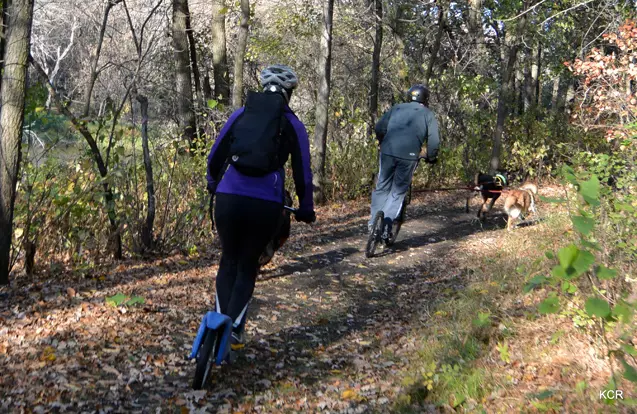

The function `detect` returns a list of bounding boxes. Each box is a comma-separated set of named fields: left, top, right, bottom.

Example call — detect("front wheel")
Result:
left=365, top=211, right=384, bottom=258
left=192, top=329, right=218, bottom=390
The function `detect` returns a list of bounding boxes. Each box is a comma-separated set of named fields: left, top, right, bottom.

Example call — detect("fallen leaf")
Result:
left=341, top=389, right=359, bottom=400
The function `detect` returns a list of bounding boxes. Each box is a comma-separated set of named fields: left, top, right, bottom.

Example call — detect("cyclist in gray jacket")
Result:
left=369, top=84, right=440, bottom=239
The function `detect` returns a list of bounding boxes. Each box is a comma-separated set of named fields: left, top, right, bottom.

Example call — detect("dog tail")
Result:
left=520, top=182, right=538, bottom=194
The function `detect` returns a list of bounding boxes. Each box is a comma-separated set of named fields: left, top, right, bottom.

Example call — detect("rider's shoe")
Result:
left=230, top=331, right=246, bottom=351
left=381, top=217, right=393, bottom=241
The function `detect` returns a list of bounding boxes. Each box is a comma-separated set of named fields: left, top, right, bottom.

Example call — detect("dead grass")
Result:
left=395, top=185, right=635, bottom=413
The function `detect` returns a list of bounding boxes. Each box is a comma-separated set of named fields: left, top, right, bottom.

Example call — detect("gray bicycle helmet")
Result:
left=260, top=64, right=298, bottom=91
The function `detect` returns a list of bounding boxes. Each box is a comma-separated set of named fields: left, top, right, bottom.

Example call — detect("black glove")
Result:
left=295, top=209, right=316, bottom=224
left=424, top=157, right=437, bottom=165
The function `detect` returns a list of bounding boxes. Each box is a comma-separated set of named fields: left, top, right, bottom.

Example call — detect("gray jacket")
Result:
left=375, top=102, right=440, bottom=161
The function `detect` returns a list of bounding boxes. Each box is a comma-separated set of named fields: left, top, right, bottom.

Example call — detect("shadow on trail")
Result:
left=259, top=247, right=359, bottom=281
left=199, top=260, right=470, bottom=411
left=371, top=212, right=506, bottom=259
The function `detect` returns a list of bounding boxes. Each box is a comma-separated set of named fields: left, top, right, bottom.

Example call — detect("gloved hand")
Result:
left=295, top=209, right=316, bottom=224
left=424, top=157, right=437, bottom=165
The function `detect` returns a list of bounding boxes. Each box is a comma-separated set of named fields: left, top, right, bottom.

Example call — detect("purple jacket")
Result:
left=206, top=105, right=314, bottom=213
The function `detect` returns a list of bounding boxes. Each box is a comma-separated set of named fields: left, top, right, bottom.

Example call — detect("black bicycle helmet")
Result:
left=407, top=84, right=430, bottom=106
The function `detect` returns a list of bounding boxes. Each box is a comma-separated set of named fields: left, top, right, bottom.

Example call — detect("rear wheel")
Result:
left=365, top=211, right=384, bottom=258
left=258, top=242, right=275, bottom=267
left=192, top=329, right=218, bottom=390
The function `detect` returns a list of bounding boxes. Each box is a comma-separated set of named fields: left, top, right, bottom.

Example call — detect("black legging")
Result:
left=214, top=193, right=282, bottom=332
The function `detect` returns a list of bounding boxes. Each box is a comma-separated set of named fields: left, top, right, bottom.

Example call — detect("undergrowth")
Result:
left=395, top=188, right=636, bottom=412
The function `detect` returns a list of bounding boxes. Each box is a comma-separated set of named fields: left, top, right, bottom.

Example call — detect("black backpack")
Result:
left=229, top=91, right=287, bottom=176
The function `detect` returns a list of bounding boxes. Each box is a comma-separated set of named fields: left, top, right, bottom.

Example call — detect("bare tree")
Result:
left=137, top=94, right=155, bottom=249
left=185, top=1, right=203, bottom=114
left=32, top=17, right=79, bottom=109
left=211, top=0, right=230, bottom=104
left=32, top=59, right=125, bottom=259
left=0, top=0, right=35, bottom=285
left=425, top=2, right=446, bottom=86
left=312, top=0, right=335, bottom=204
left=232, top=0, right=251, bottom=108
left=173, top=0, right=196, bottom=144
left=490, top=0, right=529, bottom=173
left=123, top=0, right=162, bottom=250
left=83, top=0, right=123, bottom=117
left=368, top=0, right=382, bottom=136
left=0, top=0, right=6, bottom=92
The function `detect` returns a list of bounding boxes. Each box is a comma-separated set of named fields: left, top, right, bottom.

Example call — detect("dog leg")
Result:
left=485, top=197, right=497, bottom=215
left=477, top=199, right=485, bottom=218
left=479, top=196, right=490, bottom=220
left=507, top=216, right=514, bottom=231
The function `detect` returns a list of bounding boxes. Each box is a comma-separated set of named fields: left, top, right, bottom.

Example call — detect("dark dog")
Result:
left=258, top=191, right=293, bottom=267
left=465, top=172, right=508, bottom=219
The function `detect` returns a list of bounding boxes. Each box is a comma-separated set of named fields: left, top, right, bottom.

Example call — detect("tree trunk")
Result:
left=468, top=0, right=486, bottom=73
left=137, top=95, right=156, bottom=250
left=468, top=0, right=482, bottom=36
left=232, top=0, right=250, bottom=108
left=32, top=59, right=123, bottom=260
left=173, top=0, right=196, bottom=145
left=562, top=78, right=575, bottom=114
left=312, top=0, right=334, bottom=204
left=524, top=48, right=533, bottom=112
left=551, top=76, right=561, bottom=111
left=425, top=3, right=445, bottom=86
left=185, top=1, right=203, bottom=114
left=367, top=0, right=382, bottom=136
left=516, top=65, right=524, bottom=115
left=533, top=44, right=541, bottom=107
left=490, top=1, right=529, bottom=173
left=0, top=0, right=6, bottom=93
left=0, top=0, right=35, bottom=285
left=211, top=0, right=230, bottom=104
left=203, top=74, right=213, bottom=102
left=83, top=0, right=122, bottom=117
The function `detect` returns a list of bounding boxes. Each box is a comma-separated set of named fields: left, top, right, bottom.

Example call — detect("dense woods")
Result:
left=1, top=0, right=636, bottom=410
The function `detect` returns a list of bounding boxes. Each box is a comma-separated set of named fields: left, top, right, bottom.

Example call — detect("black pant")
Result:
left=214, top=193, right=282, bottom=332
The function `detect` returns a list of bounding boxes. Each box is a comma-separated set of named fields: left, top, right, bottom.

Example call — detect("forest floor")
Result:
left=0, top=186, right=628, bottom=413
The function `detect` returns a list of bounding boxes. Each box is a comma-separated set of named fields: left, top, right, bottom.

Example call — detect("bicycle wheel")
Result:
left=365, top=211, right=384, bottom=258
left=258, top=241, right=276, bottom=267
left=192, top=329, right=218, bottom=390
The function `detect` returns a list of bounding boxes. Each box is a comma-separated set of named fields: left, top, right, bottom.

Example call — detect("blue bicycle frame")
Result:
left=189, top=312, right=233, bottom=365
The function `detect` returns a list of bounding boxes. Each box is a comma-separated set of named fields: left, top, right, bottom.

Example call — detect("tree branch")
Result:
left=502, top=0, right=550, bottom=22
left=542, top=0, right=598, bottom=26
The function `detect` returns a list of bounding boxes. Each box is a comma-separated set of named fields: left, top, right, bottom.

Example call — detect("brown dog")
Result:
left=503, top=182, right=538, bottom=231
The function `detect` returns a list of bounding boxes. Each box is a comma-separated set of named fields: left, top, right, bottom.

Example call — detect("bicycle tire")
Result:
left=365, top=211, right=384, bottom=258
left=192, top=329, right=218, bottom=390
left=258, top=242, right=276, bottom=267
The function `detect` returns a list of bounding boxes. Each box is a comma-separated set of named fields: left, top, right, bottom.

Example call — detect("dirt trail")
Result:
left=0, top=192, right=510, bottom=413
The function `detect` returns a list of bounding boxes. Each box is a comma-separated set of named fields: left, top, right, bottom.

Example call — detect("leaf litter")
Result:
left=0, top=192, right=560, bottom=412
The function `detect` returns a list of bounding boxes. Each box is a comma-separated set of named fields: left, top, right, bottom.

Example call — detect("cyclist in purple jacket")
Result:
left=206, top=65, right=315, bottom=348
